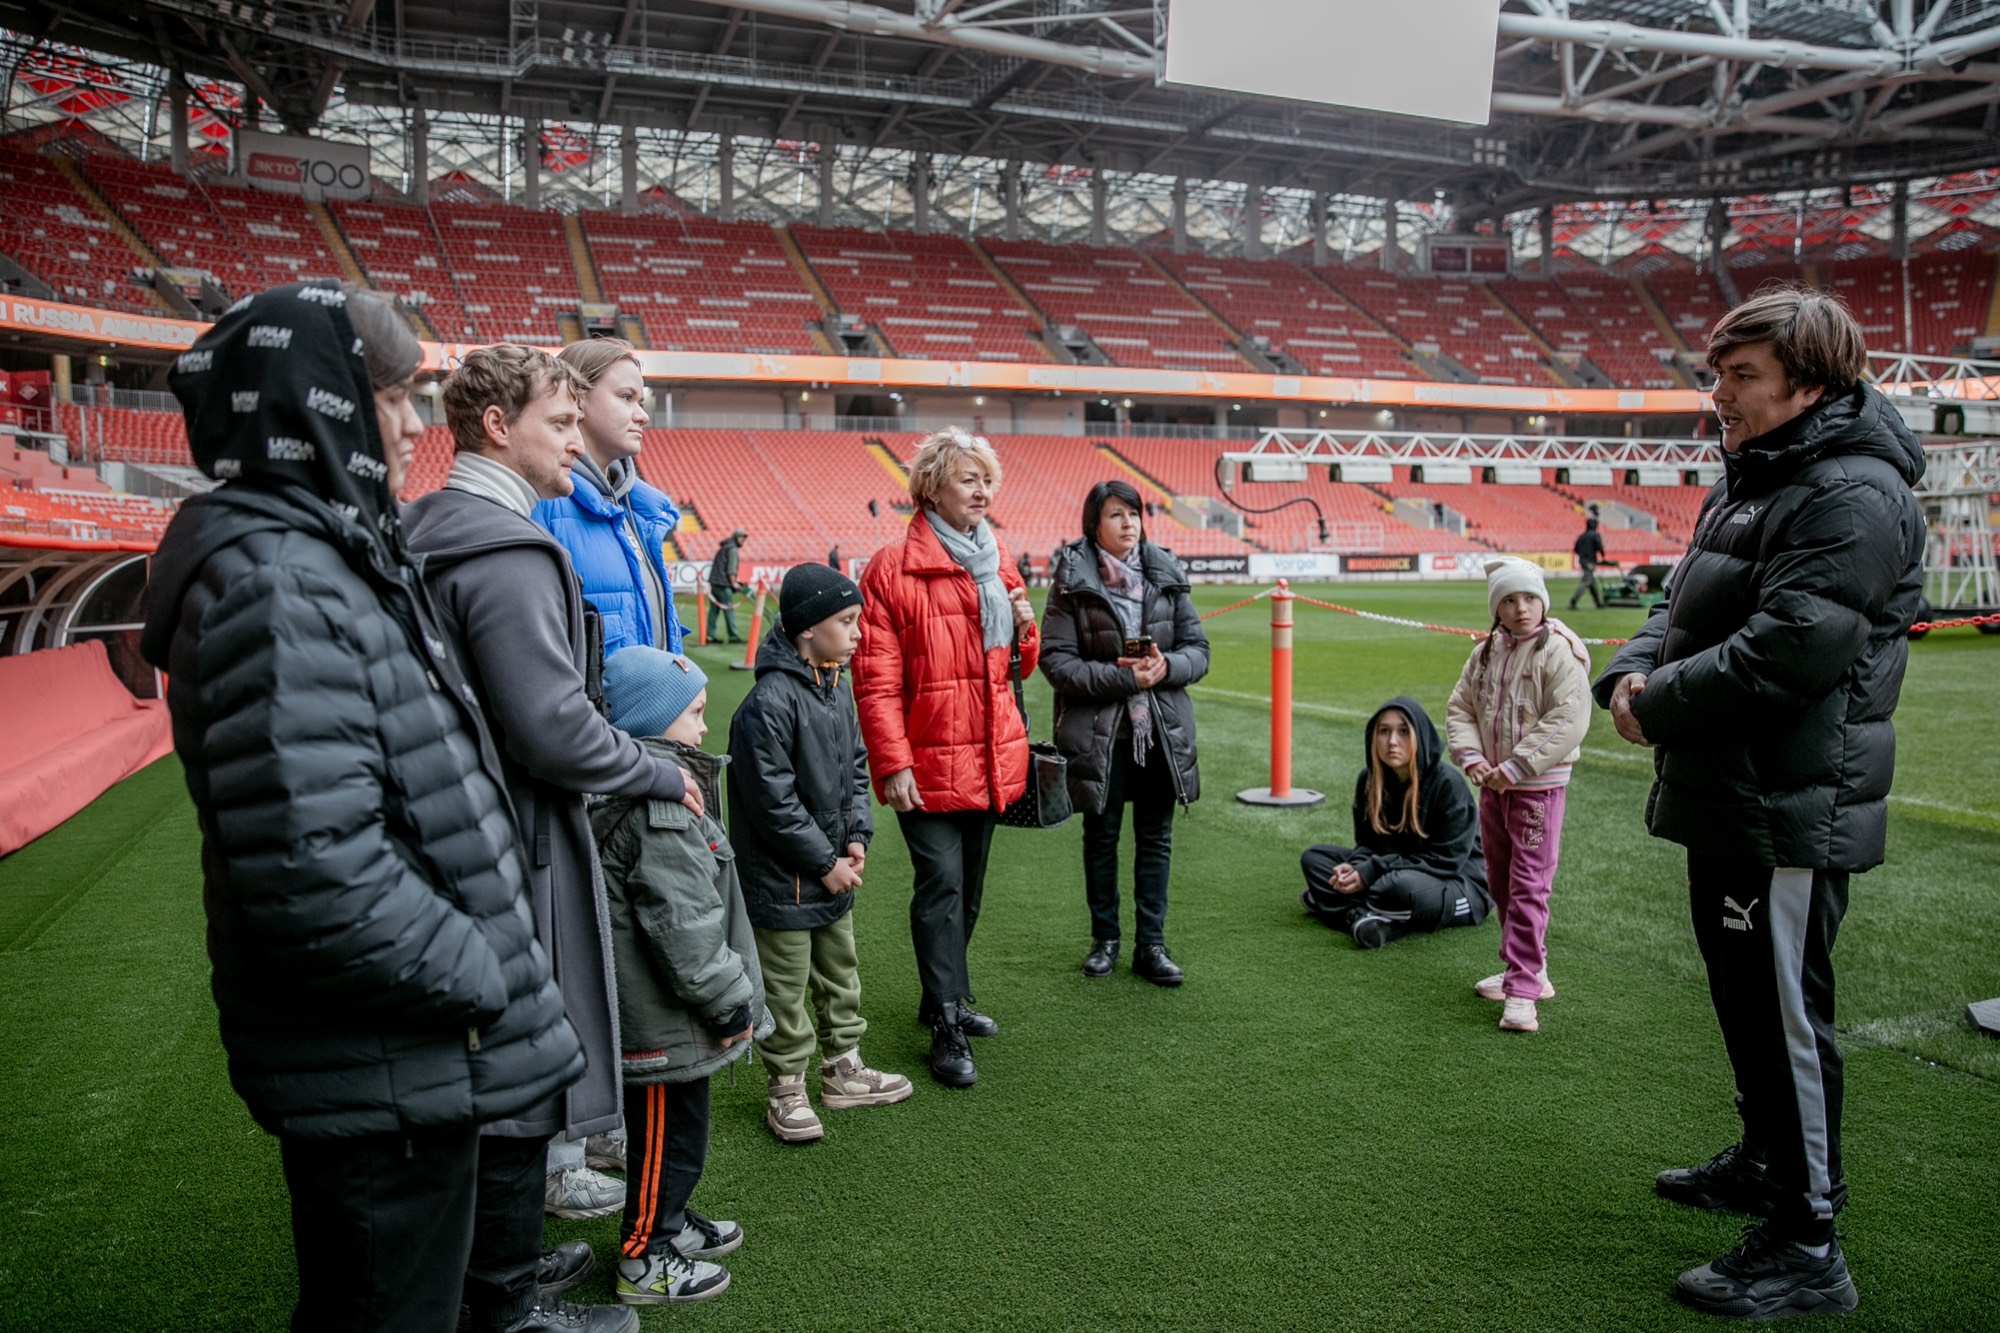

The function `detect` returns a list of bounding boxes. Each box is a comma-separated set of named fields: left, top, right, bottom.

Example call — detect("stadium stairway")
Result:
left=307, top=202, right=438, bottom=341
left=562, top=213, right=607, bottom=305
left=1478, top=283, right=1582, bottom=387
left=963, top=239, right=1059, bottom=360
left=1137, top=251, right=1257, bottom=366
left=773, top=224, right=842, bottom=322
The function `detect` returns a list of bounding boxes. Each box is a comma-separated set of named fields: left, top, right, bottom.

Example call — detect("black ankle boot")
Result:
left=1082, top=939, right=1119, bottom=978
left=916, top=996, right=997, bottom=1037
left=1132, top=944, right=1185, bottom=987
left=928, top=1002, right=978, bottom=1087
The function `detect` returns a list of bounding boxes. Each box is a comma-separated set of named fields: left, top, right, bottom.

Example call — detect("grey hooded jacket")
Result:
left=403, top=484, right=689, bottom=1139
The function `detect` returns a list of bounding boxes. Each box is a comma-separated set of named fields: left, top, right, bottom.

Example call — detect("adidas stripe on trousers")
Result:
left=1687, top=855, right=1850, bottom=1244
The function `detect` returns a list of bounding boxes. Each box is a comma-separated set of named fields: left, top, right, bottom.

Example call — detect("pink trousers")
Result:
left=1479, top=785, right=1568, bottom=999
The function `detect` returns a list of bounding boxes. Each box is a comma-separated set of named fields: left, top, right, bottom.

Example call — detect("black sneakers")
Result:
left=1350, top=913, right=1407, bottom=950
left=1656, top=1141, right=1777, bottom=1216
left=537, top=1242, right=596, bottom=1305
left=1676, top=1226, right=1859, bottom=1320
left=917, top=996, right=998, bottom=1037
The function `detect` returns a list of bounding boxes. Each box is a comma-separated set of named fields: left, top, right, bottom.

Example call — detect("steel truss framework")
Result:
left=1229, top=430, right=1726, bottom=470
left=0, top=2, right=1995, bottom=230
left=1914, top=437, right=2000, bottom=610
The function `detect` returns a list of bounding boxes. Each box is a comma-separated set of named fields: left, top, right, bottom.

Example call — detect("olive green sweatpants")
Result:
left=753, top=912, right=868, bottom=1076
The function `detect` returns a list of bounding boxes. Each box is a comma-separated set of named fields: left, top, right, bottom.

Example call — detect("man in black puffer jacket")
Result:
left=140, top=285, right=583, bottom=1333
left=1596, top=286, right=1925, bottom=1321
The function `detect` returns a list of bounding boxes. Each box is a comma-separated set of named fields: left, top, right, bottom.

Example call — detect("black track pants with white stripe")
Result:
left=1687, top=855, right=1850, bottom=1243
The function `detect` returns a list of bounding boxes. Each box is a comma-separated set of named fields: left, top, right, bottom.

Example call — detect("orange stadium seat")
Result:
left=1491, top=272, right=1679, bottom=389
left=330, top=200, right=476, bottom=339
left=792, top=226, right=1041, bottom=362
left=982, top=238, right=1247, bottom=371
left=1315, top=267, right=1564, bottom=387
left=581, top=213, right=822, bottom=354
left=0, top=142, right=162, bottom=314
left=1153, top=252, right=1422, bottom=380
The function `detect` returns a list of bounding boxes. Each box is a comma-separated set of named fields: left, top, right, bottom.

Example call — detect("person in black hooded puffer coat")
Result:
left=140, top=283, right=583, bottom=1333
left=1299, top=696, right=1491, bottom=950
left=1596, top=287, right=1924, bottom=1320
left=1041, top=481, right=1210, bottom=985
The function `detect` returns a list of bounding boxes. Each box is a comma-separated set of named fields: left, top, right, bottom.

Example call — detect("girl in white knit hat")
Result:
left=1444, top=558, right=1593, bottom=1033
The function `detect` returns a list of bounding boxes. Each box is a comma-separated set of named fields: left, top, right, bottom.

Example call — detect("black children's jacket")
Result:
left=726, top=629, right=874, bottom=931
left=1347, top=697, right=1491, bottom=918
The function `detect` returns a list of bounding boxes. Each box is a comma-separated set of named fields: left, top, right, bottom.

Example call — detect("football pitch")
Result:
left=3, top=581, right=1996, bottom=1331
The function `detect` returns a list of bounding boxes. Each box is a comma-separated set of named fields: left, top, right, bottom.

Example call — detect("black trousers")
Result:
left=1688, top=855, right=1849, bottom=1244
left=1298, top=845, right=1479, bottom=933
left=898, top=808, right=996, bottom=1010
left=278, top=1123, right=481, bottom=1333
left=463, top=1132, right=552, bottom=1329
left=1083, top=741, right=1177, bottom=947
left=619, top=1076, right=711, bottom=1262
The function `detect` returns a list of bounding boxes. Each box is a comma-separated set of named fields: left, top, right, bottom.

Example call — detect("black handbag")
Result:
left=998, top=632, right=1072, bottom=830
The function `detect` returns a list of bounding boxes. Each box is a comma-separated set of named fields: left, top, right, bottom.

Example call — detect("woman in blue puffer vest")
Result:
left=533, top=338, right=685, bottom=656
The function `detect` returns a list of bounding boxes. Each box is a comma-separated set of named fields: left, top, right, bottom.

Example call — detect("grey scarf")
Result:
left=1099, top=545, right=1153, bottom=766
left=925, top=509, right=1011, bottom=651
left=445, top=451, right=539, bottom=518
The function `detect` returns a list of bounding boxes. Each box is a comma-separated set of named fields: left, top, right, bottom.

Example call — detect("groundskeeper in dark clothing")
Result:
left=1569, top=518, right=1606, bottom=609
left=707, top=529, right=748, bottom=642
left=404, top=468, right=695, bottom=1329
left=1595, top=380, right=1925, bottom=1252
left=140, top=284, right=582, bottom=1333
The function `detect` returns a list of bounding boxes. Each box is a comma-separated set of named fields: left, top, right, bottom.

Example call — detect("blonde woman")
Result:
left=852, top=428, right=1037, bottom=1088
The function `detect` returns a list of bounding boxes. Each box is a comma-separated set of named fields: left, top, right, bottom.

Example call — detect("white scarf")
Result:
left=445, top=451, right=539, bottom=518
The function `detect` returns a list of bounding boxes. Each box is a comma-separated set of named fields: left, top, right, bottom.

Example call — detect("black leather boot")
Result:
left=1082, top=939, right=1119, bottom=979
left=917, top=995, right=997, bottom=1037
left=1131, top=944, right=1184, bottom=987
left=928, top=1002, right=978, bottom=1087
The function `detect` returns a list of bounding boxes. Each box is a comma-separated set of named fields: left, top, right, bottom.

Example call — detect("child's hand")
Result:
left=822, top=858, right=863, bottom=894
left=1463, top=759, right=1494, bottom=787
left=1481, top=766, right=1514, bottom=792
left=719, top=1024, right=754, bottom=1049
left=677, top=768, right=704, bottom=818
left=846, top=842, right=867, bottom=875
left=1330, top=863, right=1363, bottom=895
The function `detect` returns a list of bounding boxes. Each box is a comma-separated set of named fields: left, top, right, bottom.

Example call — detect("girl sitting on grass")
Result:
left=1299, top=697, right=1490, bottom=951
left=1445, top=559, right=1592, bottom=1034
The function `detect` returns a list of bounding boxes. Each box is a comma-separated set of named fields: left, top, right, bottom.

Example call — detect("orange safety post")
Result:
left=694, top=585, right=709, bottom=646
left=728, top=579, right=769, bottom=672
left=1237, top=580, right=1325, bottom=809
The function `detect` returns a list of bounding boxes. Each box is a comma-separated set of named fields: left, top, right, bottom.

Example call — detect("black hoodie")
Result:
left=1346, top=697, right=1491, bottom=916
left=726, top=626, right=874, bottom=931
left=139, top=283, right=582, bottom=1139
left=1596, top=383, right=1927, bottom=871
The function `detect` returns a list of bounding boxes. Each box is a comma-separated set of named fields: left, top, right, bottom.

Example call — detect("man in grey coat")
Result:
left=405, top=344, right=699, bottom=1333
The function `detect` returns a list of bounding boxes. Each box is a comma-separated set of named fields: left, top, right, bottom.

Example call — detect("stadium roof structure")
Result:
left=2, top=1, right=1999, bottom=255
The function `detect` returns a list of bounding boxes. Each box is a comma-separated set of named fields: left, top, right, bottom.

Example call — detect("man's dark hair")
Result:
left=1707, top=283, right=1868, bottom=394
left=1081, top=479, right=1146, bottom=545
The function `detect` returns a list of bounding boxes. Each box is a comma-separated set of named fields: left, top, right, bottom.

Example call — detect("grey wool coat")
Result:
left=404, top=485, right=690, bottom=1140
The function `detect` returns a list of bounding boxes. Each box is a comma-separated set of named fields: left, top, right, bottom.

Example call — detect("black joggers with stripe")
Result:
left=620, top=1077, right=712, bottom=1260
left=1687, top=855, right=1850, bottom=1244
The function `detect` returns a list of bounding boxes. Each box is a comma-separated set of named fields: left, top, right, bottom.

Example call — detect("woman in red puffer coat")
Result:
left=854, top=428, right=1037, bottom=1090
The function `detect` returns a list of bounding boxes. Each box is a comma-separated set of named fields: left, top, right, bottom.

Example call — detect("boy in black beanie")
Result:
left=727, top=565, right=912, bottom=1144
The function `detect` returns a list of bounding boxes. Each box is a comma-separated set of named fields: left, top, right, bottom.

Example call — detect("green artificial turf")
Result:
left=3, top=581, right=1997, bottom=1331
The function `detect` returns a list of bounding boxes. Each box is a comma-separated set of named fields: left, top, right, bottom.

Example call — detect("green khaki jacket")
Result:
left=592, top=740, right=772, bottom=1084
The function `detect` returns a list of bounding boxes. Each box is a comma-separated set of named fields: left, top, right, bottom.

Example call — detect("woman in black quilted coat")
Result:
left=140, top=284, right=583, bottom=1333
left=1040, top=480, right=1209, bottom=986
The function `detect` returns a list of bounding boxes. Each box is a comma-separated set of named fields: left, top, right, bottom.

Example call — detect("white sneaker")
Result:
left=1475, top=970, right=1556, bottom=1002
left=1500, top=996, right=1541, bottom=1033
left=819, top=1048, right=915, bottom=1109
left=671, top=1210, right=744, bottom=1259
left=584, top=1131, right=625, bottom=1173
left=616, top=1249, right=730, bottom=1305
left=766, top=1073, right=824, bottom=1144
left=544, top=1165, right=625, bottom=1219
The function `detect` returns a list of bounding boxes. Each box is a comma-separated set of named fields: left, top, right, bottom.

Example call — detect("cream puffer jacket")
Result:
left=1446, top=618, right=1592, bottom=785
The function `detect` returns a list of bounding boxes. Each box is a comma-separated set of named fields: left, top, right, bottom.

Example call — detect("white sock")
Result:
left=1797, top=1241, right=1831, bottom=1258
